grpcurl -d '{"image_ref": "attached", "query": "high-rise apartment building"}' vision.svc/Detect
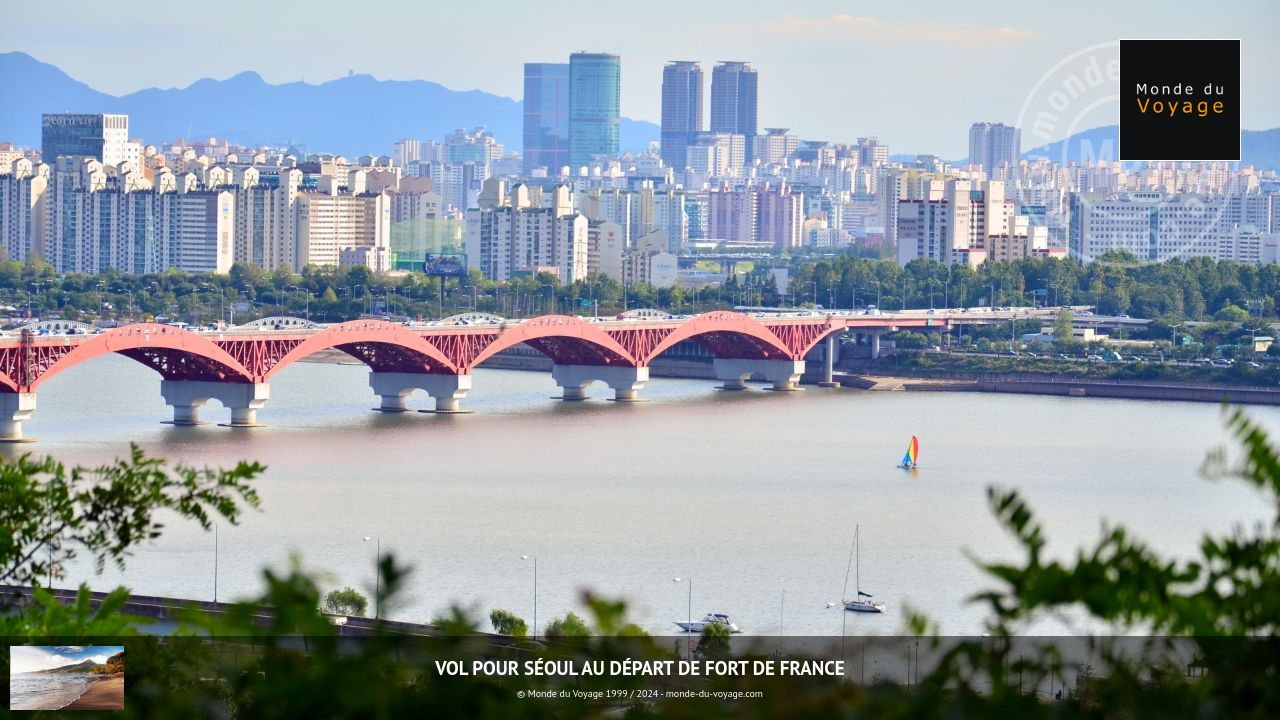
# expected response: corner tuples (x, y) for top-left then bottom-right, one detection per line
(465, 180), (587, 283)
(41, 113), (130, 166)
(523, 63), (571, 175)
(568, 52), (621, 169)
(710, 62), (758, 165)
(0, 159), (49, 263)
(968, 122), (1021, 175)
(1068, 191), (1272, 263)
(660, 61), (703, 172)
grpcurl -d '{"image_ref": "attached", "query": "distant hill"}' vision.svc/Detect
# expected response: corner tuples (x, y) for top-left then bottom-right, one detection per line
(34, 659), (102, 674)
(0, 52), (659, 156)
(1023, 125), (1280, 171)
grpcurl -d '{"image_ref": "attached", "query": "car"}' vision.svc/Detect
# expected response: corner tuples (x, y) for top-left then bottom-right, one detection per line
(1248, 361), (1262, 368)
(1025, 351), (1039, 358)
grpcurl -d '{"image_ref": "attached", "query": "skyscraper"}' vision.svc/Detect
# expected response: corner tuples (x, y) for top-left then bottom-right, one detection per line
(523, 63), (570, 175)
(968, 123), (1021, 175)
(660, 61), (703, 172)
(710, 62), (758, 164)
(568, 52), (621, 169)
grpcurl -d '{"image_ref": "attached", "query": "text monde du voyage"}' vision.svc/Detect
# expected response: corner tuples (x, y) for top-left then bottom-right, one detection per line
(1134, 82), (1228, 118)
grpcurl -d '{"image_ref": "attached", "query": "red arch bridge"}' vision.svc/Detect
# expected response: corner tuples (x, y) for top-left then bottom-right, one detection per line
(0, 308), (978, 441)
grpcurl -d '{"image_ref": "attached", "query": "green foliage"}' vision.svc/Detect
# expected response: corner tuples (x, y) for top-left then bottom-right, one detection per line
(0, 444), (263, 589)
(1214, 303), (1250, 323)
(1053, 308), (1074, 341)
(544, 611), (590, 638)
(321, 587), (369, 617)
(696, 621), (731, 659)
(488, 608), (527, 637)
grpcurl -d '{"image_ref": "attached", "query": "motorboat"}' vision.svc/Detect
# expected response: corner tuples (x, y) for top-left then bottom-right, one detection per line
(674, 613), (743, 634)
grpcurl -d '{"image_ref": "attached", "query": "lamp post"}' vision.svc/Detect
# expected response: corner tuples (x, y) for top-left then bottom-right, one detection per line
(521, 555), (537, 639)
(673, 577), (692, 651)
(213, 523), (219, 603)
(363, 536), (380, 619)
(807, 281), (817, 308)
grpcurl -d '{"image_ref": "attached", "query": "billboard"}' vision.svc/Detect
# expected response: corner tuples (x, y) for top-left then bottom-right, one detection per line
(423, 253), (467, 278)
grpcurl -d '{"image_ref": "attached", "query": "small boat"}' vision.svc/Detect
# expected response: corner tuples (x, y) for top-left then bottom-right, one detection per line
(674, 613), (744, 634)
(899, 435), (919, 469)
(842, 524), (886, 614)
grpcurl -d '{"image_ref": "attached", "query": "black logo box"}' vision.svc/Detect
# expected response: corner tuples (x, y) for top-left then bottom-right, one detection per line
(1119, 39), (1240, 161)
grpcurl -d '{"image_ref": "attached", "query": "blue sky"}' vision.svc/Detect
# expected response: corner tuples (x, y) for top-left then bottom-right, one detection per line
(2, 0), (1276, 156)
(9, 646), (124, 675)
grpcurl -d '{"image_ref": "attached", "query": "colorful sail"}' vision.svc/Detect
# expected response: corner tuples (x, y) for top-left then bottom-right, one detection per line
(901, 435), (919, 467)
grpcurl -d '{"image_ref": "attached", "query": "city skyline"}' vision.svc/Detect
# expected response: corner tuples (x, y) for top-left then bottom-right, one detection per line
(3, 1), (1277, 158)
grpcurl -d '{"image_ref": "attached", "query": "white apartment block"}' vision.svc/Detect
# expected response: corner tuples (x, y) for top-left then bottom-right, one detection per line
(0, 159), (49, 262)
(465, 180), (587, 284)
(1069, 192), (1273, 263)
(295, 190), (390, 271)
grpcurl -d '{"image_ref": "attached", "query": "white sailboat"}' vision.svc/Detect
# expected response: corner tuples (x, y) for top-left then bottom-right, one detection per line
(842, 524), (885, 614)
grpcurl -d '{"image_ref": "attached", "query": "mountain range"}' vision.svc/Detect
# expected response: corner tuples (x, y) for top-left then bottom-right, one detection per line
(0, 52), (659, 157)
(34, 660), (102, 674)
(1022, 125), (1280, 171)
(2, 52), (1276, 170)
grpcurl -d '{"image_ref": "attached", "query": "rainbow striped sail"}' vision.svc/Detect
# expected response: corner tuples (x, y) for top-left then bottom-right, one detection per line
(900, 435), (919, 468)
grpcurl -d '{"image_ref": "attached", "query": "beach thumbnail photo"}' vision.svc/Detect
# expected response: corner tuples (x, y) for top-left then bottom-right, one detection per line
(8, 645), (125, 711)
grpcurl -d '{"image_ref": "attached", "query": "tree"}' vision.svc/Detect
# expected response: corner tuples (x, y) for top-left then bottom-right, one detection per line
(321, 587), (369, 617)
(1213, 303), (1249, 323)
(544, 611), (590, 638)
(488, 608), (528, 637)
(0, 445), (262, 590)
(1053, 308), (1074, 342)
(697, 620), (731, 658)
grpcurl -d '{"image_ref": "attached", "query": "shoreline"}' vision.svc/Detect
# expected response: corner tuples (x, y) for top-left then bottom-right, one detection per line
(65, 675), (124, 710)
(297, 347), (1280, 406)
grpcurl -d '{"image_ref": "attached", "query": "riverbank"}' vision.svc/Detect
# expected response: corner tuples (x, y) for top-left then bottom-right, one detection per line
(65, 675), (124, 710)
(296, 346), (1280, 405)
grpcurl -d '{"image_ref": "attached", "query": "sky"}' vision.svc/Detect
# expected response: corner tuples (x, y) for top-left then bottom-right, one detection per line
(9, 646), (124, 675)
(2, 0), (1277, 157)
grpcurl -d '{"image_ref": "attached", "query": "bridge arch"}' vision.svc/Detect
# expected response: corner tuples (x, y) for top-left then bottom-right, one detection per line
(467, 315), (637, 370)
(638, 311), (793, 364)
(261, 319), (461, 379)
(18, 323), (254, 392)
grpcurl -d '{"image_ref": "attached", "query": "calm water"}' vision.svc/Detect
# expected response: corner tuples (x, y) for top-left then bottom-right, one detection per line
(8, 674), (93, 710)
(8, 354), (1275, 636)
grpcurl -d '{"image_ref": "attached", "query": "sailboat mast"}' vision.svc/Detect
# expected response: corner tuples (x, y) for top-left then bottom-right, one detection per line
(855, 524), (860, 595)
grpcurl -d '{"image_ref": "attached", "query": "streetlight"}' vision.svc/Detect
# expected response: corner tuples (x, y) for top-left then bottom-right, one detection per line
(808, 281), (817, 309)
(213, 523), (219, 603)
(673, 577), (692, 650)
(363, 536), (381, 619)
(521, 555), (538, 639)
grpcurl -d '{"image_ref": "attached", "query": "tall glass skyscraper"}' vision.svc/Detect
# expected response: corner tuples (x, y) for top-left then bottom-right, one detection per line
(568, 52), (621, 169)
(710, 62), (758, 163)
(660, 61), (703, 172)
(523, 63), (570, 175)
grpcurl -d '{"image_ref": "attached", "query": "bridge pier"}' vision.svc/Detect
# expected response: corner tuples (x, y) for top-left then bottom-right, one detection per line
(818, 335), (839, 387)
(870, 332), (882, 359)
(714, 358), (805, 391)
(369, 372), (472, 413)
(551, 364), (649, 401)
(0, 392), (37, 442)
(161, 380), (270, 427)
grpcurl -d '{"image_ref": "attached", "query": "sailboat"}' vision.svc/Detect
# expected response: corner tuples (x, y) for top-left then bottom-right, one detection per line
(899, 435), (919, 469)
(842, 524), (886, 614)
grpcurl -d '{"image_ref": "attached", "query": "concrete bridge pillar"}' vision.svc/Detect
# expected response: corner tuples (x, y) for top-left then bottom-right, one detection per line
(160, 380), (270, 427)
(713, 358), (806, 391)
(818, 335), (840, 387)
(368, 372), (473, 413)
(870, 332), (882, 359)
(551, 364), (649, 402)
(0, 392), (37, 442)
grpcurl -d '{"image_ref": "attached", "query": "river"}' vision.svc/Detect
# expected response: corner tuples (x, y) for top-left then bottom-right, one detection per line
(6, 354), (1274, 637)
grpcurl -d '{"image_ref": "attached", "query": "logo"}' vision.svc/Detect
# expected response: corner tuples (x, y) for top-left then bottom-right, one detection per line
(1119, 39), (1240, 161)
